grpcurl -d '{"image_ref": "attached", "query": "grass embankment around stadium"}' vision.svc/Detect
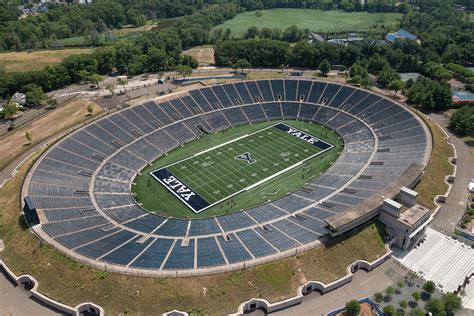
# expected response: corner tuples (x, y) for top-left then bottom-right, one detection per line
(0, 48), (95, 73)
(414, 115), (454, 210)
(0, 154), (387, 314)
(0, 99), (102, 172)
(212, 9), (402, 37)
(133, 120), (343, 218)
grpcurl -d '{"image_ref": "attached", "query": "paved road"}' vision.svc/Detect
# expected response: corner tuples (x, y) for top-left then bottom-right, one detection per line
(428, 113), (473, 235)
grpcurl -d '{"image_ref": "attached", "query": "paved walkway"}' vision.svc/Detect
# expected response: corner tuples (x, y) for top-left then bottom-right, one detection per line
(0, 271), (60, 316)
(428, 113), (473, 235)
(248, 259), (408, 316)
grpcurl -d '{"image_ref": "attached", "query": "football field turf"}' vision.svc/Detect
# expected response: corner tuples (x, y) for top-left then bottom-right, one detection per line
(133, 120), (342, 218)
(150, 122), (333, 213)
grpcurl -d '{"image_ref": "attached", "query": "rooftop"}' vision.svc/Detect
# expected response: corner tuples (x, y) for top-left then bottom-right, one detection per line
(398, 203), (431, 226)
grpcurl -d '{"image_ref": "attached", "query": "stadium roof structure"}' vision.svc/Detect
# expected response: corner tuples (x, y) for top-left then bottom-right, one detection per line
(22, 79), (431, 276)
(385, 28), (418, 43)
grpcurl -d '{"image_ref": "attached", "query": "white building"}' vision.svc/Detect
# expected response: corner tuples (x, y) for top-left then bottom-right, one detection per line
(379, 187), (433, 249)
(11, 92), (26, 105)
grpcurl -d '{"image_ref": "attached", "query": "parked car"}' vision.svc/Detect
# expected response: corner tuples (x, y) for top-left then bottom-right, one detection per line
(468, 179), (474, 193)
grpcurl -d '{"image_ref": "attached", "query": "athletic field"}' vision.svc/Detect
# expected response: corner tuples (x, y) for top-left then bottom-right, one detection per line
(151, 122), (333, 213)
(212, 9), (402, 37)
(133, 120), (342, 218)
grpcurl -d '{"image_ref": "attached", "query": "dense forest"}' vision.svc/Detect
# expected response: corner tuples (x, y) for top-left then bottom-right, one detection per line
(0, 0), (405, 51)
(0, 0), (472, 111)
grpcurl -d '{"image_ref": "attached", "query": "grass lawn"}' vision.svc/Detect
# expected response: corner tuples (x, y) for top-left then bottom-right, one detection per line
(133, 120), (343, 218)
(212, 9), (402, 37)
(0, 99), (102, 172)
(414, 115), (454, 209)
(183, 46), (215, 64)
(0, 48), (94, 73)
(247, 71), (286, 79)
(0, 152), (387, 314)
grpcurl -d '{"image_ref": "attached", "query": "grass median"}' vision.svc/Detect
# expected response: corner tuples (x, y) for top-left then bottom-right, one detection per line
(414, 115), (454, 209)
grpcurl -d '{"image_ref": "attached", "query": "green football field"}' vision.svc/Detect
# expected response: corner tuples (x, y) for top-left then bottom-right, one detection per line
(132, 120), (343, 218)
(212, 9), (402, 37)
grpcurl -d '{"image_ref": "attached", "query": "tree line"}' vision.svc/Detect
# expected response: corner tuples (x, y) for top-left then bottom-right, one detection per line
(0, 0), (238, 51)
(0, 0), (408, 52)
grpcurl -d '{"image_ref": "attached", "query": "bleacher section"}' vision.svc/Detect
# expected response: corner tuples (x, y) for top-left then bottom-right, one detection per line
(25, 79), (429, 274)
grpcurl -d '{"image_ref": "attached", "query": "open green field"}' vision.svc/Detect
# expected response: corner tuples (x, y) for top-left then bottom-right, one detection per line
(133, 120), (343, 218)
(212, 9), (402, 37)
(0, 48), (95, 72)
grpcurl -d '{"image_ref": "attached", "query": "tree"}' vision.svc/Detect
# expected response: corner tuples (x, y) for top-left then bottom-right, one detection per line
(233, 59), (251, 74)
(88, 74), (103, 88)
(25, 131), (32, 144)
(360, 77), (374, 89)
(423, 62), (452, 82)
(2, 100), (18, 119)
(449, 106), (474, 135)
(383, 305), (396, 316)
(412, 292), (421, 302)
(408, 307), (425, 316)
(45, 97), (57, 109)
(442, 293), (462, 314)
(175, 64), (192, 80)
(388, 79), (403, 97)
(260, 27), (273, 39)
(106, 84), (115, 96)
(117, 78), (128, 90)
(180, 55), (199, 69)
(385, 286), (396, 296)
(397, 281), (405, 289)
(407, 76), (452, 110)
(378, 66), (400, 86)
(399, 300), (408, 310)
(244, 26), (259, 39)
(374, 292), (384, 304)
(423, 281), (436, 294)
(79, 70), (90, 84)
(425, 298), (446, 316)
(319, 59), (331, 76)
(345, 299), (360, 316)
(407, 271), (417, 286)
(86, 102), (94, 115)
(23, 84), (46, 106)
(349, 62), (368, 80)
(147, 48), (168, 71)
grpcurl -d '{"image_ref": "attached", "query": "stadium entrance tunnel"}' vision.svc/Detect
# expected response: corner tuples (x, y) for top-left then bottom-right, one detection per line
(22, 79), (429, 276)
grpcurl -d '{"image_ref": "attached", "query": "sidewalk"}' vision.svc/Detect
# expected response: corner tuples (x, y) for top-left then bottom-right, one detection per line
(248, 259), (407, 316)
(428, 113), (473, 235)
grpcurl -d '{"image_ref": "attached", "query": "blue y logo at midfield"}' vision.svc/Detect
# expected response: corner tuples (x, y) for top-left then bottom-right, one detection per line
(235, 152), (256, 164)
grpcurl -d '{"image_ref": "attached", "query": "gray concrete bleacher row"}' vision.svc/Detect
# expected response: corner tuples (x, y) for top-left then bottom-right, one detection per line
(25, 79), (428, 273)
